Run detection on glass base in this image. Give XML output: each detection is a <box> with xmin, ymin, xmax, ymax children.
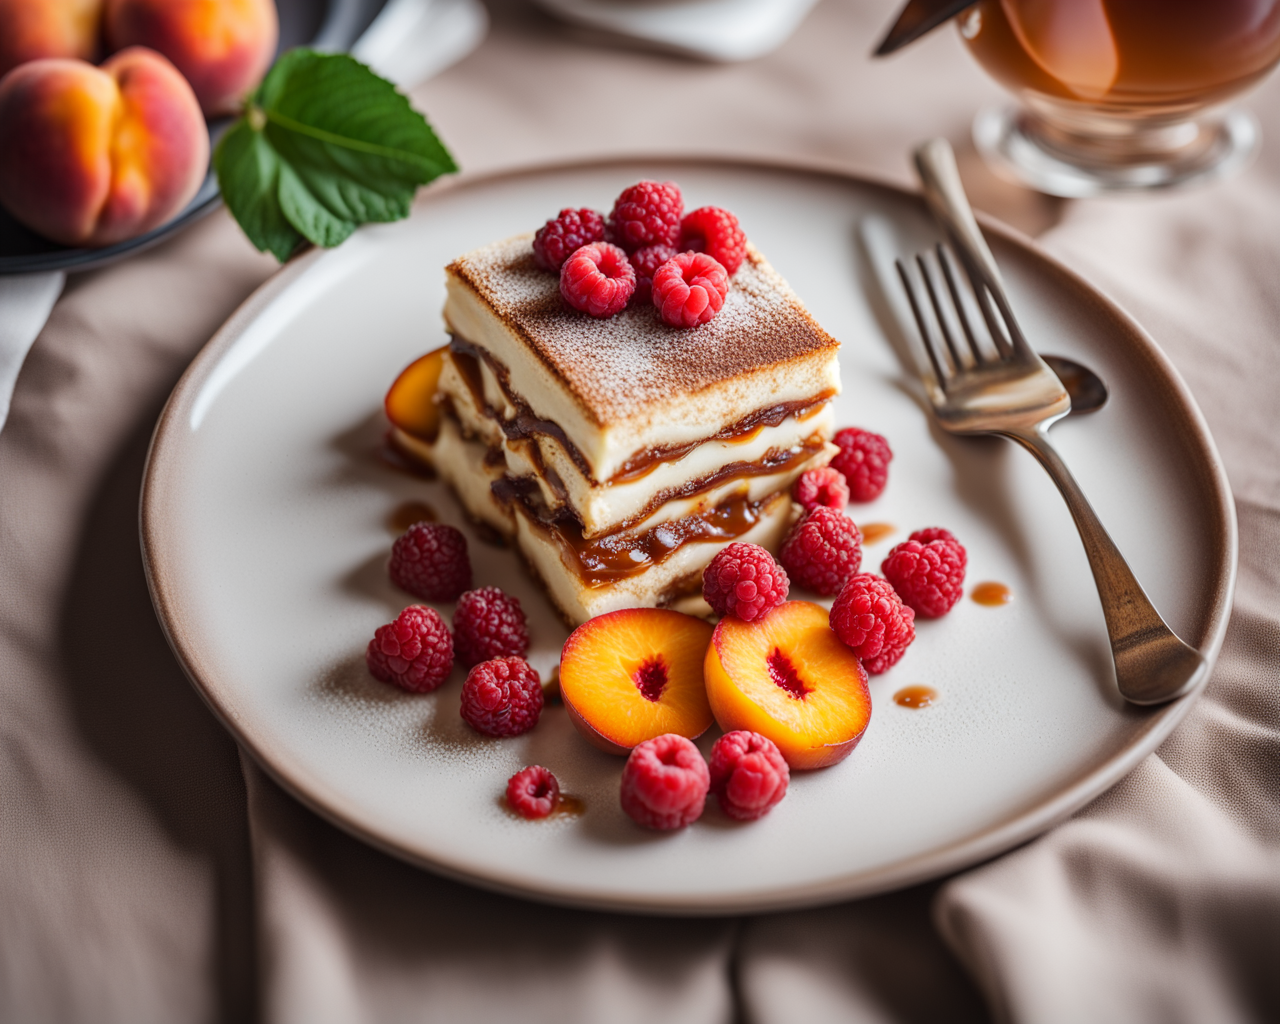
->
<box><xmin>974</xmin><ymin>104</ymin><xmax>1259</xmax><ymax>198</ymax></box>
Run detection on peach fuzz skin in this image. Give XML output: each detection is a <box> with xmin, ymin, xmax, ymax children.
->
<box><xmin>0</xmin><ymin>0</ymin><xmax>103</xmax><ymax>78</ymax></box>
<box><xmin>559</xmin><ymin>608</ymin><xmax>715</xmax><ymax>755</ymax></box>
<box><xmin>106</xmin><ymin>0</ymin><xmax>278</xmax><ymax>116</ymax></box>
<box><xmin>705</xmin><ymin>601</ymin><xmax>872</xmax><ymax>770</ymax></box>
<box><xmin>0</xmin><ymin>49</ymin><xmax>208</xmax><ymax>248</ymax></box>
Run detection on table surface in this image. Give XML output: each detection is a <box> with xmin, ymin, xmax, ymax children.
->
<box><xmin>2</xmin><ymin>1</ymin><xmax>1278</xmax><ymax>1021</ymax></box>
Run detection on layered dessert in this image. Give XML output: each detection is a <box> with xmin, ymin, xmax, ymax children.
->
<box><xmin>386</xmin><ymin>193</ymin><xmax>841</xmax><ymax>626</ymax></box>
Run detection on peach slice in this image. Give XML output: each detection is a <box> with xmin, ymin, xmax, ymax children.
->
<box><xmin>560</xmin><ymin>608</ymin><xmax>715</xmax><ymax>755</ymax></box>
<box><xmin>705</xmin><ymin>601</ymin><xmax>871</xmax><ymax>769</ymax></box>
<box><xmin>385</xmin><ymin>346</ymin><xmax>446</xmax><ymax>442</ymax></box>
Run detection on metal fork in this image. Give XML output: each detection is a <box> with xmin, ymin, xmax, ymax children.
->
<box><xmin>895</xmin><ymin>139</ymin><xmax>1206</xmax><ymax>706</ymax></box>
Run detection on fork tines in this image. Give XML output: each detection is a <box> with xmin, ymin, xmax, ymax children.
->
<box><xmin>896</xmin><ymin>244</ymin><xmax>1015</xmax><ymax>388</ymax></box>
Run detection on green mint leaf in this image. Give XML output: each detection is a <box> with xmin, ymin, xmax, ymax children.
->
<box><xmin>213</xmin><ymin>120</ymin><xmax>304</xmax><ymax>262</ymax></box>
<box><xmin>214</xmin><ymin>49</ymin><xmax>457</xmax><ymax>261</ymax></box>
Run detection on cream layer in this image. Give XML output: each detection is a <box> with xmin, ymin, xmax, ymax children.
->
<box><xmin>443</xmin><ymin>271</ymin><xmax>841</xmax><ymax>483</ymax></box>
<box><xmin>400</xmin><ymin>419</ymin><xmax>795</xmax><ymax>626</ymax></box>
<box><xmin>511</xmin><ymin>494</ymin><xmax>791</xmax><ymax>626</ymax></box>
<box><xmin>438</xmin><ymin>349</ymin><xmax>836</xmax><ymax>537</ymax></box>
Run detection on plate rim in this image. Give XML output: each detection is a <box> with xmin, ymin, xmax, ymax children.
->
<box><xmin>140</xmin><ymin>153</ymin><xmax>1238</xmax><ymax>914</ymax></box>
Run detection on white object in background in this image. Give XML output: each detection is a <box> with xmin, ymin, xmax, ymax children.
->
<box><xmin>352</xmin><ymin>0</ymin><xmax>489</xmax><ymax>87</ymax></box>
<box><xmin>534</xmin><ymin>0</ymin><xmax>820</xmax><ymax>61</ymax></box>
<box><xmin>0</xmin><ymin>272</ymin><xmax>64</xmax><ymax>433</ymax></box>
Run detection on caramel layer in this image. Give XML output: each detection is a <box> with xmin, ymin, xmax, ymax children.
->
<box><xmin>515</xmin><ymin>489</ymin><xmax>775</xmax><ymax>587</ymax></box>
<box><xmin>494</xmin><ymin>430</ymin><xmax>822</xmax><ymax>537</ymax></box>
<box><xmin>449</xmin><ymin>336</ymin><xmax>833</xmax><ymax>485</ymax></box>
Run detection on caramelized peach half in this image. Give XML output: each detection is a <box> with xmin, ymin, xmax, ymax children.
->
<box><xmin>560</xmin><ymin>608</ymin><xmax>715</xmax><ymax>755</ymax></box>
<box><xmin>705</xmin><ymin>601</ymin><xmax>871</xmax><ymax>770</ymax></box>
<box><xmin>385</xmin><ymin>346</ymin><xmax>446</xmax><ymax>442</ymax></box>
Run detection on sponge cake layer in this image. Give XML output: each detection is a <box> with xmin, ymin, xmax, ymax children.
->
<box><xmin>445</xmin><ymin>236</ymin><xmax>841</xmax><ymax>482</ymax></box>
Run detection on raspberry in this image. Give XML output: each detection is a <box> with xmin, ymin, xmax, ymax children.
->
<box><xmin>460</xmin><ymin>656</ymin><xmax>543</xmax><ymax>737</ymax></box>
<box><xmin>560</xmin><ymin>242</ymin><xmax>635</xmax><ymax>318</ymax></box>
<box><xmin>453</xmin><ymin>587</ymin><xmax>529</xmax><ymax>667</ymax></box>
<box><xmin>679</xmin><ymin>206</ymin><xmax>747</xmax><ymax>275</ymax></box>
<box><xmin>702</xmin><ymin>542</ymin><xmax>789</xmax><ymax>622</ymax></box>
<box><xmin>619</xmin><ymin>734</ymin><xmax>709</xmax><ymax>830</ymax></box>
<box><xmin>651</xmin><ymin>251</ymin><xmax>729</xmax><ymax>328</ymax></box>
<box><xmin>506</xmin><ymin>765</ymin><xmax>560</xmax><ymax>819</ymax></box>
<box><xmin>881</xmin><ymin>530</ymin><xmax>968</xmax><ymax>618</ymax></box>
<box><xmin>831</xmin><ymin>428</ymin><xmax>893</xmax><ymax>502</ymax></box>
<box><xmin>607</xmin><ymin>180</ymin><xmax>682</xmax><ymax>252</ymax></box>
<box><xmin>793</xmin><ymin>466</ymin><xmax>849</xmax><ymax>513</ymax></box>
<box><xmin>708</xmin><ymin>731</ymin><xmax>789</xmax><ymax>821</ymax></box>
<box><xmin>389</xmin><ymin>522</ymin><xmax>471</xmax><ymax>601</ymax></box>
<box><xmin>829</xmin><ymin>574</ymin><xmax>916</xmax><ymax>674</ymax></box>
<box><xmin>628</xmin><ymin>244</ymin><xmax>677</xmax><ymax>305</ymax></box>
<box><xmin>532</xmin><ymin>208</ymin><xmax>606</xmax><ymax>272</ymax></box>
<box><xmin>366</xmin><ymin>605</ymin><xmax>454</xmax><ymax>693</ymax></box>
<box><xmin>779</xmin><ymin>506</ymin><xmax>862</xmax><ymax>596</ymax></box>
<box><xmin>910</xmin><ymin>527</ymin><xmax>956</xmax><ymax>545</ymax></box>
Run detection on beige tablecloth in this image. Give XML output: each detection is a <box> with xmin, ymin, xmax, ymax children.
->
<box><xmin>2</xmin><ymin>1</ymin><xmax>1278</xmax><ymax>1021</ymax></box>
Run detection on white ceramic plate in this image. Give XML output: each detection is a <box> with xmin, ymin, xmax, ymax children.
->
<box><xmin>142</xmin><ymin>158</ymin><xmax>1235</xmax><ymax>914</ymax></box>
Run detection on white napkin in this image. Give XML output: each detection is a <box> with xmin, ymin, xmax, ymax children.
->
<box><xmin>0</xmin><ymin>272</ymin><xmax>64</xmax><ymax>433</ymax></box>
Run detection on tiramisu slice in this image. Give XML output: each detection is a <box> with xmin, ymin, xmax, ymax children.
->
<box><xmin>387</xmin><ymin>233</ymin><xmax>841</xmax><ymax>625</ymax></box>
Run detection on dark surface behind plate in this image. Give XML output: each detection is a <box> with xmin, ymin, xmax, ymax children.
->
<box><xmin>0</xmin><ymin>0</ymin><xmax>387</xmax><ymax>276</ymax></box>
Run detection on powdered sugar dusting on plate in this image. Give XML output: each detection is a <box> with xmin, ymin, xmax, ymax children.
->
<box><xmin>448</xmin><ymin>235</ymin><xmax>839</xmax><ymax>426</ymax></box>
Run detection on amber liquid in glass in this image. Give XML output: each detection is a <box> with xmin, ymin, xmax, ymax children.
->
<box><xmin>964</xmin><ymin>0</ymin><xmax>1280</xmax><ymax>112</ymax></box>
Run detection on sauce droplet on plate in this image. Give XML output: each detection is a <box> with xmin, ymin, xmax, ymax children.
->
<box><xmin>543</xmin><ymin>665</ymin><xmax>561</xmax><ymax>704</ymax></box>
<box><xmin>554</xmin><ymin>794</ymin><xmax>586</xmax><ymax>816</ymax></box>
<box><xmin>859</xmin><ymin>522</ymin><xmax>895</xmax><ymax>545</ymax></box>
<box><xmin>894</xmin><ymin>685</ymin><xmax>938</xmax><ymax>709</ymax></box>
<box><xmin>972</xmin><ymin>581</ymin><xmax>1013</xmax><ymax>606</ymax></box>
<box><xmin>388</xmin><ymin>500</ymin><xmax>437</xmax><ymax>533</ymax></box>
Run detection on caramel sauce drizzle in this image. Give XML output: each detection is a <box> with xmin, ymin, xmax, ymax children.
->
<box><xmin>859</xmin><ymin>522</ymin><xmax>895</xmax><ymax>545</ymax></box>
<box><xmin>387</xmin><ymin>500</ymin><xmax>437</xmax><ymax>533</ymax></box>
<box><xmin>542</xmin><ymin>665</ymin><xmax>561</xmax><ymax>704</ymax></box>
<box><xmin>492</xmin><ymin>435</ymin><xmax>826</xmax><ymax>541</ymax></box>
<box><xmin>894</xmin><ymin>685</ymin><xmax>938</xmax><ymax>709</ymax></box>
<box><xmin>972</xmin><ymin>581</ymin><xmax>1014</xmax><ymax>607</ymax></box>
<box><xmin>609</xmin><ymin>402</ymin><xmax>830</xmax><ymax>484</ymax></box>
<box><xmin>448</xmin><ymin>337</ymin><xmax>834</xmax><ymax>486</ymax></box>
<box><xmin>554</xmin><ymin>794</ymin><xmax>586</xmax><ymax>817</ymax></box>
<box><xmin>521</xmin><ymin>490</ymin><xmax>772</xmax><ymax>586</ymax></box>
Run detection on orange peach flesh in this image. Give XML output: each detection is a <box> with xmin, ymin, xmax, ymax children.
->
<box><xmin>705</xmin><ymin>601</ymin><xmax>872</xmax><ymax>770</ymax></box>
<box><xmin>559</xmin><ymin>608</ymin><xmax>715</xmax><ymax>754</ymax></box>
<box><xmin>385</xmin><ymin>347</ymin><xmax>447</xmax><ymax>442</ymax></box>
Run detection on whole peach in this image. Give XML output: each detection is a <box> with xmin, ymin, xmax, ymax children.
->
<box><xmin>0</xmin><ymin>0</ymin><xmax>103</xmax><ymax>78</ymax></box>
<box><xmin>105</xmin><ymin>0</ymin><xmax>278</xmax><ymax>116</ymax></box>
<box><xmin>0</xmin><ymin>48</ymin><xmax>208</xmax><ymax>247</ymax></box>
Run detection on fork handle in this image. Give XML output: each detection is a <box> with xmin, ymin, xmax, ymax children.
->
<box><xmin>914</xmin><ymin>139</ymin><xmax>1006</xmax><ymax>292</ymax></box>
<box><xmin>1004</xmin><ymin>425</ymin><xmax>1208</xmax><ymax>705</ymax></box>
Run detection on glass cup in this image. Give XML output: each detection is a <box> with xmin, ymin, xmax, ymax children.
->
<box><xmin>959</xmin><ymin>0</ymin><xmax>1280</xmax><ymax>196</ymax></box>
